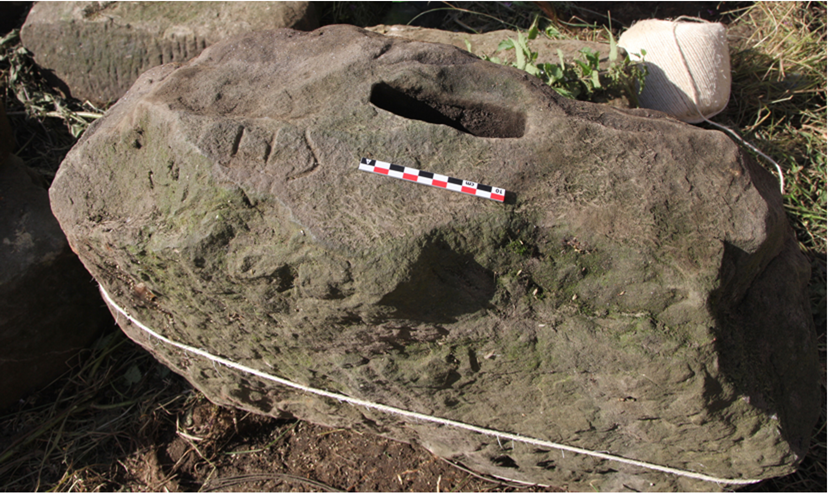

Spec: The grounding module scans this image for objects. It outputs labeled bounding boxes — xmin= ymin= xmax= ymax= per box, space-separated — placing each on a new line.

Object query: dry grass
xmin=716 ymin=4 xmax=827 ymax=491
xmin=0 ymin=330 xmax=195 ymax=491
xmin=722 ymin=2 xmax=827 ymax=253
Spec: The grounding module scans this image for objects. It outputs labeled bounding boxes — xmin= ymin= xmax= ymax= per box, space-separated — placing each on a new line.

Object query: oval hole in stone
xmin=370 ymin=82 xmax=525 ymax=138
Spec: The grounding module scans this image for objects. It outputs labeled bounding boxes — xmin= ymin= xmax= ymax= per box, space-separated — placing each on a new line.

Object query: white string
xmin=99 ymin=284 xmax=763 ymax=486
xmin=671 ymin=18 xmax=786 ymax=195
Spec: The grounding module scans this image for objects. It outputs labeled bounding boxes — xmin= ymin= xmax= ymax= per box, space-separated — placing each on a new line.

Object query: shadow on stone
xmin=379 ymin=238 xmax=495 ymax=324
xmin=708 ymin=238 xmax=820 ymax=460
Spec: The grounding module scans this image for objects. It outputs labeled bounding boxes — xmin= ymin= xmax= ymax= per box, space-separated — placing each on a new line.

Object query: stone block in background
xmin=20 ymin=1 xmax=318 ymax=105
xmin=0 ymin=103 xmax=111 ymax=409
xmin=368 ymin=24 xmax=616 ymax=67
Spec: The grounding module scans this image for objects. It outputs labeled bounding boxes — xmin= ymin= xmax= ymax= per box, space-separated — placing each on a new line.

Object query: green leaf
xmin=546 ymin=63 xmax=564 ymax=80
xmin=524 ymin=64 xmax=541 ymax=77
xmin=464 ymin=39 xmax=472 ymax=52
xmin=514 ymin=36 xmax=526 ymax=70
xmin=608 ymin=30 xmax=618 ymax=63
xmin=545 ymin=25 xmax=561 ymax=39
xmin=591 ymin=70 xmax=601 ymax=89
xmin=553 ymin=86 xmax=576 ymax=99
xmin=556 ymin=49 xmax=566 ymax=69
xmin=497 ymin=38 xmax=515 ymax=51
xmin=580 ymin=47 xmax=599 ymax=68
xmin=527 ymin=16 xmax=539 ymax=40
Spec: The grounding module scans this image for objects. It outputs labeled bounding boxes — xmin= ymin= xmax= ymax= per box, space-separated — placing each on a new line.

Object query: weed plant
xmin=722 ymin=2 xmax=826 ymax=255
xmin=0 ymin=29 xmax=104 ymax=179
xmin=467 ymin=17 xmax=647 ymax=104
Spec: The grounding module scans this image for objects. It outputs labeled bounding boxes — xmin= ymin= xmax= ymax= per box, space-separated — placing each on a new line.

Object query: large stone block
xmin=367 ymin=24 xmax=616 ymax=65
xmin=49 ymin=26 xmax=819 ymax=490
xmin=20 ymin=1 xmax=318 ymax=104
xmin=1 ymin=105 xmax=110 ymax=407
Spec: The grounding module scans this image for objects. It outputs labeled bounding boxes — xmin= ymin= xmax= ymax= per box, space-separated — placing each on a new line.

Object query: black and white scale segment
xmin=358 ymin=158 xmax=506 ymax=202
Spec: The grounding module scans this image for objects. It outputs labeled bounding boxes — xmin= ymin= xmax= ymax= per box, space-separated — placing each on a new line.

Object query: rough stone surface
xmin=49 ymin=26 xmax=819 ymax=491
xmin=0 ymin=140 xmax=110 ymax=409
xmin=20 ymin=1 xmax=318 ymax=105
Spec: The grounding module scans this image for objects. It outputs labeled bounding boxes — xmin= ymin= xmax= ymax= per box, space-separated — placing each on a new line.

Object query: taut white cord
xmin=99 ymin=284 xmax=763 ymax=486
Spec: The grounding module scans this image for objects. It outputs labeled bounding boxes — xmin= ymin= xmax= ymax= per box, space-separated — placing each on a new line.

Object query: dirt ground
xmin=115 ymin=397 xmax=557 ymax=492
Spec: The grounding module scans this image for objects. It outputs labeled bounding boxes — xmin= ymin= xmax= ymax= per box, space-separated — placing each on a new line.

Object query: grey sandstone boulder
xmin=1 ymin=106 xmax=110 ymax=409
xmin=49 ymin=26 xmax=819 ymax=491
xmin=20 ymin=1 xmax=318 ymax=105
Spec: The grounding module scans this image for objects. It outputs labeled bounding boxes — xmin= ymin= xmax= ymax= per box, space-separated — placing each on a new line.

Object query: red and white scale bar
xmin=358 ymin=158 xmax=506 ymax=202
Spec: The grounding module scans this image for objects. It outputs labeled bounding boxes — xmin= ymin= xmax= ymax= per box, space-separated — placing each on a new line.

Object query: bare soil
xmin=118 ymin=400 xmax=554 ymax=492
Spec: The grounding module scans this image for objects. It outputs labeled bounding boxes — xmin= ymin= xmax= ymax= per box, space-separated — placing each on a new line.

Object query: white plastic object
xmin=619 ymin=19 xmax=731 ymax=123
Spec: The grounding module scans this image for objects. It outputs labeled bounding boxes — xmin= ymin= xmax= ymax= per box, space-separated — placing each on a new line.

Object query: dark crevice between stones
xmin=370 ymin=82 xmax=525 ymax=138
xmin=491 ymin=455 xmax=519 ymax=468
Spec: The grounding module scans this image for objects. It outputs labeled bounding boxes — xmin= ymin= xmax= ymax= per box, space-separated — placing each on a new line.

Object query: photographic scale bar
xmin=358 ymin=158 xmax=506 ymax=202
